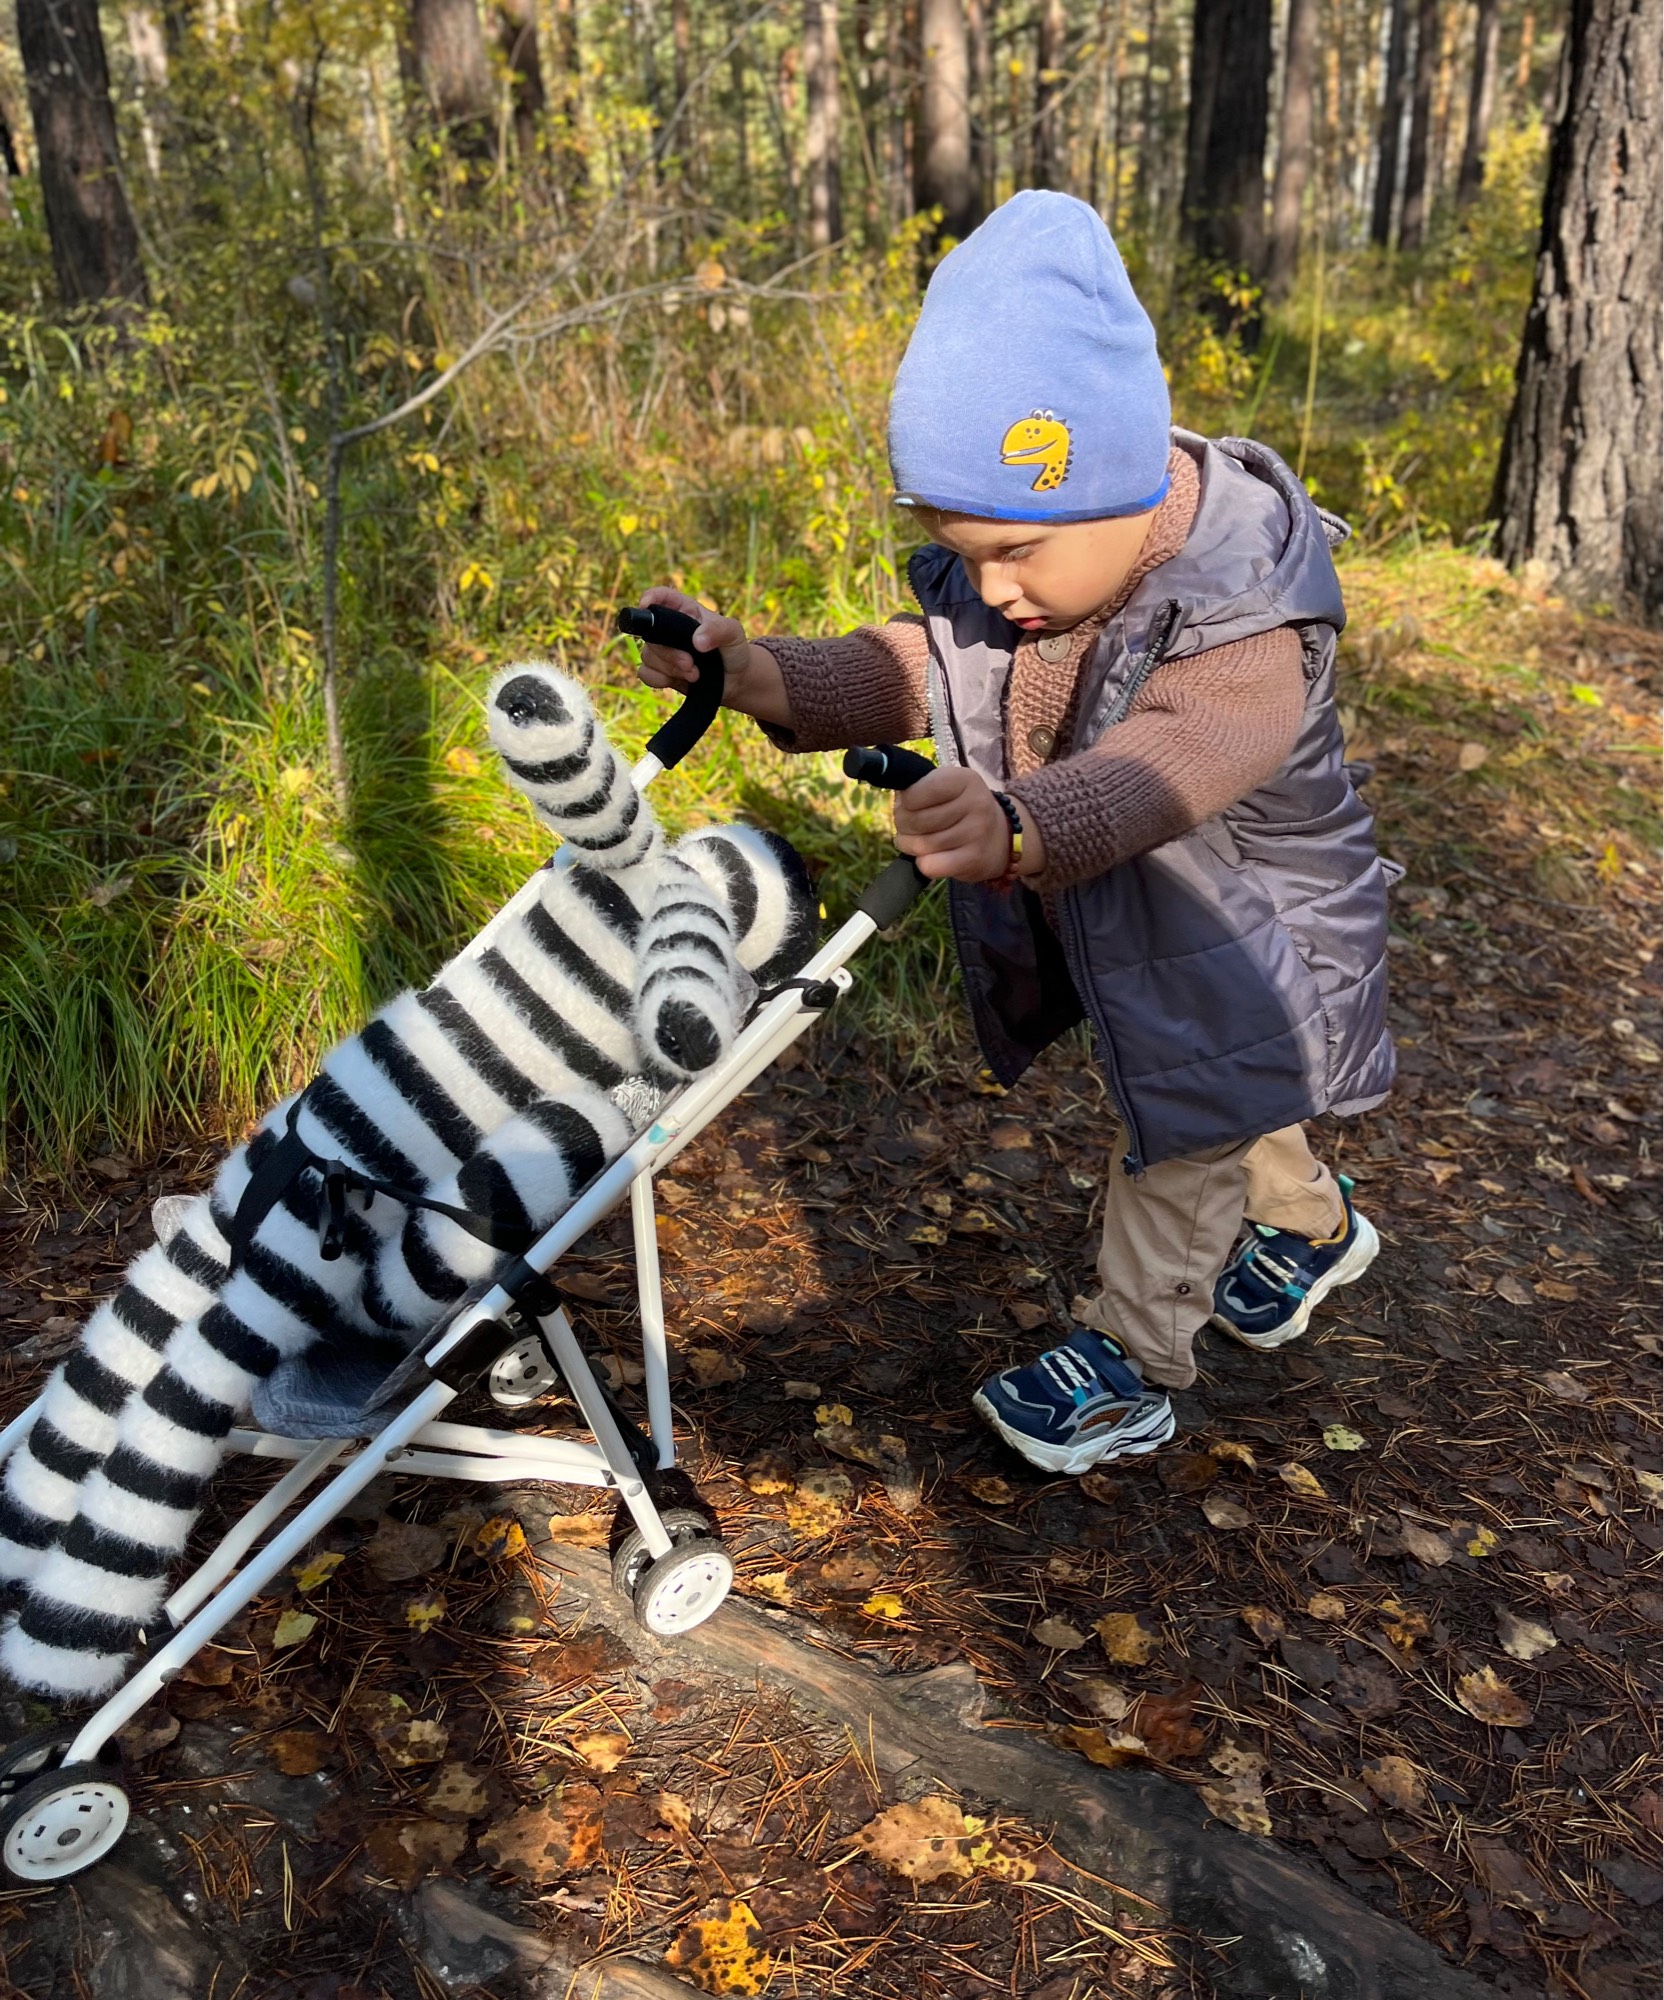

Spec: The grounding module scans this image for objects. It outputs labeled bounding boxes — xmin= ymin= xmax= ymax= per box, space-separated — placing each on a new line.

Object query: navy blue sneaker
xmin=1210 ymin=1175 xmax=1380 ymax=1350
xmin=973 ymin=1328 xmax=1176 ymax=1475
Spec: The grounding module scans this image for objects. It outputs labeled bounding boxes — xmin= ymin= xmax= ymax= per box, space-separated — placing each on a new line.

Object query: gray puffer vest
xmin=914 ymin=429 xmax=1397 ymax=1169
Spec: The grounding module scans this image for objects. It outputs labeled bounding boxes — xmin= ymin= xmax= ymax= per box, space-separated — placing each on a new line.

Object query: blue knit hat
xmin=888 ymin=191 xmax=1171 ymax=523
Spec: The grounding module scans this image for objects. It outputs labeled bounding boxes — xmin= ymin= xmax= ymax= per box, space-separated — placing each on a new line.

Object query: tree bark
xmin=1397 ymin=0 xmax=1440 ymax=247
xmin=1266 ymin=0 xmax=1317 ymax=296
xmin=495 ymin=0 xmax=545 ymax=167
xmin=1370 ymin=0 xmax=1410 ymax=243
xmin=916 ymin=0 xmax=979 ymax=237
xmin=409 ymin=0 xmax=496 ymax=160
xmin=1034 ymin=0 xmax=1068 ymax=189
xmin=965 ymin=0 xmax=992 ymax=210
xmin=16 ymin=0 xmax=147 ymax=310
xmin=1455 ymin=0 xmax=1500 ymax=205
xmin=1493 ymin=0 xmax=1661 ymax=617
xmin=804 ymin=0 xmax=842 ymax=245
xmin=1181 ymin=0 xmax=1272 ymax=272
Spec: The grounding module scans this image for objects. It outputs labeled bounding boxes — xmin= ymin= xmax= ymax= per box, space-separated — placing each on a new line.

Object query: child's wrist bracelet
xmin=991 ymin=791 xmax=1024 ymax=886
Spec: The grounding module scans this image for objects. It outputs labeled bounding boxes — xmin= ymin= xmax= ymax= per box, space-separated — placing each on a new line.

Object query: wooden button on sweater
xmin=1037 ymin=633 xmax=1072 ymax=663
xmin=1027 ymin=725 xmax=1058 ymax=758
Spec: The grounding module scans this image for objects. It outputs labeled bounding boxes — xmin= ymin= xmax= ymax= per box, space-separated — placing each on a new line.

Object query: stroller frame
xmin=0 ymin=626 xmax=933 ymax=1882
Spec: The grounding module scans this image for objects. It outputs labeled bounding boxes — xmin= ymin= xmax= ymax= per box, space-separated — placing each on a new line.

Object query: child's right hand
xmin=631 ymin=586 xmax=791 ymax=727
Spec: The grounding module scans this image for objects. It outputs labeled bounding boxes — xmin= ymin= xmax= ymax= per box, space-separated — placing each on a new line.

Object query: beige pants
xmin=1074 ymin=1124 xmax=1345 ymax=1390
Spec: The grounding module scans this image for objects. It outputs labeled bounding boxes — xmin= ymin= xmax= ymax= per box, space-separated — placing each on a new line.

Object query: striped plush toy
xmin=0 ymin=663 xmax=816 ymax=1700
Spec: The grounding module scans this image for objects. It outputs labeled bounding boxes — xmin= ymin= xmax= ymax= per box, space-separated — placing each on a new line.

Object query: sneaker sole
xmin=1211 ymin=1212 xmax=1381 ymax=1351
xmin=970 ymin=1391 xmax=1177 ymax=1475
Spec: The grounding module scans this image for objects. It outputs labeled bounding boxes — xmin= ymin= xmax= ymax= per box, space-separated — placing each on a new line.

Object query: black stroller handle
xmin=843 ymin=743 xmax=939 ymax=929
xmin=843 ymin=743 xmax=935 ymax=790
xmin=617 ymin=605 xmax=727 ymax=771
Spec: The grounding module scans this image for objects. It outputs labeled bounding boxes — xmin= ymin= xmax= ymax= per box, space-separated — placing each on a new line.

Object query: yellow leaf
xmin=850 ymin=1796 xmax=980 ymax=1882
xmin=404 ymin=1593 xmax=447 ymax=1632
xmin=1094 ymin=1610 xmax=1161 ymax=1665
xmin=443 ymin=745 xmax=481 ymax=776
xmin=572 ymin=1730 xmax=630 ymax=1773
xmin=1211 ymin=1440 xmax=1257 ymax=1472
xmin=616 ymin=513 xmax=640 ymax=537
xmin=474 ymin=1515 xmax=527 ymax=1560
xmin=815 ymin=1402 xmax=854 ymax=1427
xmin=1455 ymin=1666 xmax=1533 ymax=1728
xmin=663 ymin=1896 xmax=773 ymax=1995
xmin=292 ymin=1551 xmax=344 ymax=1593
xmin=861 ymin=1591 xmax=905 ymax=1621
xmin=1306 ymin=1592 xmax=1347 ymax=1622
xmin=1322 ymin=1425 xmax=1366 ymax=1453
xmin=272 ymin=1609 xmax=317 ymax=1650
xmin=1465 ymin=1525 xmax=1500 ymax=1558
xmin=1277 ymin=1462 xmax=1327 ymax=1499
xmin=457 ymin=561 xmax=494 ymax=594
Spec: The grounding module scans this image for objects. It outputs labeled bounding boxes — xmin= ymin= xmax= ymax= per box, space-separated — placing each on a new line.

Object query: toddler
xmin=635 ymin=191 xmax=1394 ymax=1474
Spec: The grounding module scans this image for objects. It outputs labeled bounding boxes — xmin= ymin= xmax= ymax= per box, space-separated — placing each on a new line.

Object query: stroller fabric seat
xmin=250 ymin=1338 xmax=414 ymax=1440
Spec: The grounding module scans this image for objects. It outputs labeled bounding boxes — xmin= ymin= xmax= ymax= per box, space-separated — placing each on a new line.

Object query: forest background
xmin=0 ymin=0 xmax=1657 ymax=1173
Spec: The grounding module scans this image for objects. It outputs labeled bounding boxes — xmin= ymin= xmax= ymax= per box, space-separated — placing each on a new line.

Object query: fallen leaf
xmin=1095 ymin=1611 xmax=1161 ymax=1665
xmin=687 ymin=1347 xmax=747 ymax=1388
xmin=443 ymin=744 xmax=481 ymax=776
xmin=1468 ymin=1835 xmax=1552 ymax=1918
xmin=1200 ymin=1740 xmax=1272 ymax=1836
xmin=1132 ymin=1685 xmax=1205 ymax=1762
xmin=1069 ymin=1676 xmax=1132 ymax=1721
xmin=1078 ymin=1470 xmax=1122 ymax=1506
xmin=1378 ymin=1598 xmax=1431 ymax=1650
xmin=1211 ymin=1441 xmax=1258 ymax=1472
xmin=364 ymin=1818 xmax=467 ymax=1892
xmin=664 ymin=1896 xmax=774 ymax=1996
xmin=1496 ymin=1608 xmax=1557 ymax=1662
xmin=781 ymin=1380 xmax=821 ymax=1400
xmin=1322 ymin=1425 xmax=1366 ymax=1453
xmin=750 ymin=1570 xmax=794 ymax=1605
xmin=1054 ymin=1723 xmax=1148 ymax=1768
xmin=115 ymin=1710 xmax=181 ymax=1760
xmin=816 ymin=1547 xmax=884 ymax=1593
xmin=473 ymin=1514 xmax=527 ymax=1561
xmin=1278 ymin=1637 xmax=1340 ymax=1687
xmin=815 ymin=1420 xmax=910 ymax=1476
xmin=1032 ymin=1617 xmax=1089 ymax=1651
xmin=425 ymin=1763 xmax=491 ymax=1821
xmin=1008 ymin=1300 xmax=1049 ymax=1331
xmin=272 ymin=1609 xmax=317 ymax=1651
xmin=1457 ymin=740 xmax=1489 ymax=772
xmin=961 ymin=1473 xmax=1016 ymax=1506
xmin=404 ymin=1593 xmax=447 ymax=1633
xmin=374 ymin=1716 xmax=450 ymax=1768
xmin=1201 ymin=1493 xmax=1253 ymax=1529
xmin=850 ymin=1796 xmax=983 ymax=1883
xmin=363 ymin=1516 xmax=448 ymax=1583
xmin=571 ymin=1730 xmax=630 ymax=1774
xmin=1464 ymin=1524 xmax=1501 ymax=1559
xmin=655 ymin=1791 xmax=694 ymax=1838
xmin=1332 ymin=1658 xmax=1401 ymax=1719
xmin=861 ymin=1591 xmax=905 ymax=1621
xmin=1456 ymin=1667 xmax=1534 ymax=1728
xmin=742 ymin=1452 xmax=795 ymax=1497
xmin=1534 ymin=1281 xmax=1580 ymax=1305
xmin=1306 ymin=1592 xmax=1347 ymax=1622
xmin=1241 ymin=1606 xmax=1287 ymax=1645
xmin=1494 ymin=1273 xmax=1534 ymax=1307
xmin=814 ymin=1402 xmax=854 ymax=1427
xmin=1360 ymin=1754 xmax=1428 ymax=1813
xmin=1159 ymin=1451 xmax=1220 ymax=1493
xmin=904 ymin=1221 xmax=947 ymax=1245
xmin=1635 ymin=1469 xmax=1663 ymax=1506
xmin=1399 ymin=1519 xmax=1455 ymax=1567
xmin=265 ymin=1728 xmax=333 ymax=1776
xmin=1537 ymin=1368 xmax=1589 ymax=1400
xmin=179 ymin=1647 xmax=234 ymax=1687
xmin=1278 ymin=1463 xmax=1327 ymax=1499
xmin=478 ymin=1786 xmax=605 ymax=1882
xmin=784 ymin=1467 xmax=854 ymax=1538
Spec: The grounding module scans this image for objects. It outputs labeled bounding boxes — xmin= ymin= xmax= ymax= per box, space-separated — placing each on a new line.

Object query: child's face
xmin=921 ymin=509 xmax=1156 ymax=634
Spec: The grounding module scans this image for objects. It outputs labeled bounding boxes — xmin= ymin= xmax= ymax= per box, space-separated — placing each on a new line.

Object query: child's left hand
xmin=893 ymin=767 xmax=1045 ymax=883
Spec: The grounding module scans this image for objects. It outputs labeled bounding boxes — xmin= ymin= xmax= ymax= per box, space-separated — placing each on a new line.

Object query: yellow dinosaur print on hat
xmin=1000 ymin=410 xmax=1072 ymax=492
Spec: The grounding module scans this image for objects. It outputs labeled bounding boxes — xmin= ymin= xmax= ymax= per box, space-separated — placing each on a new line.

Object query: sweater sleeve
xmin=1005 ymin=626 xmax=1308 ymax=893
xmin=751 ymin=616 xmax=931 ymax=753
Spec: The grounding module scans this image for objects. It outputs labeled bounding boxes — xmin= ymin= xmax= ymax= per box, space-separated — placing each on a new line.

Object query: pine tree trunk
xmin=1266 ymin=0 xmax=1317 ymax=296
xmin=550 ymin=0 xmax=585 ymax=187
xmin=1493 ymin=0 xmax=1662 ymax=616
xmin=1371 ymin=0 xmax=1410 ymax=243
xmin=804 ymin=0 xmax=843 ymax=245
xmin=1034 ymin=0 xmax=1068 ymax=189
xmin=1456 ymin=0 xmax=1499 ymax=204
xmin=409 ymin=0 xmax=496 ymax=161
xmin=495 ymin=0 xmax=545 ymax=167
xmin=916 ymin=0 xmax=979 ymax=237
xmin=16 ymin=0 xmax=148 ymax=309
xmin=1182 ymin=0 xmax=1272 ymax=271
xmin=966 ymin=0 xmax=992 ymax=208
xmin=1398 ymin=0 xmax=1440 ymax=246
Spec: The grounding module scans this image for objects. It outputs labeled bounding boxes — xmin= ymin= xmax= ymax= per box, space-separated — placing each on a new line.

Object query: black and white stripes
xmin=0 ymin=663 xmax=817 ymax=1700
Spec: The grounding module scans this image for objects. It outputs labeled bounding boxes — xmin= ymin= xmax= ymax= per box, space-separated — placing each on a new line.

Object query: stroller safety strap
xmin=225 ymin=1096 xmax=539 ymax=1275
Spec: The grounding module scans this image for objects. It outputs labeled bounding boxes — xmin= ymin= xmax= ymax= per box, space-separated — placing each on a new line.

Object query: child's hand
xmin=893 ymin=767 xmax=1045 ymax=883
xmin=631 ymin=586 xmax=791 ymax=727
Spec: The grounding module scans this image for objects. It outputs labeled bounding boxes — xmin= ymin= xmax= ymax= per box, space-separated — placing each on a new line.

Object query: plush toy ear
xmin=631 ymin=857 xmax=742 ymax=1083
xmin=674 ymin=826 xmax=819 ymax=986
xmin=486 ymin=662 xmax=661 ymax=871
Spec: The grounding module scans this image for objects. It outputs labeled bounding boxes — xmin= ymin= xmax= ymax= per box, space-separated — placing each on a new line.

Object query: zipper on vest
xmin=1059 ymin=599 xmax=1184 ymax=1176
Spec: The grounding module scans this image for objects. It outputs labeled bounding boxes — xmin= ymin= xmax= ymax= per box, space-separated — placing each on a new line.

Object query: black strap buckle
xmin=751 ymin=974 xmax=837 ymax=1019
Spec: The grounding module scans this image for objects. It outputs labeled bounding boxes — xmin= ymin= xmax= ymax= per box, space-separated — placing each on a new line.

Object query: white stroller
xmin=0 ymin=607 xmax=935 ymax=1885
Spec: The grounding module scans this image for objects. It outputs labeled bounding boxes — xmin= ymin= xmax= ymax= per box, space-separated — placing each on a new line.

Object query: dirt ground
xmin=0 ymin=600 xmax=1657 ymax=2000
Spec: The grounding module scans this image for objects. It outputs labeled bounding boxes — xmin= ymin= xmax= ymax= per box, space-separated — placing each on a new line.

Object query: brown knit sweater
xmin=758 ymin=449 xmax=1307 ymax=892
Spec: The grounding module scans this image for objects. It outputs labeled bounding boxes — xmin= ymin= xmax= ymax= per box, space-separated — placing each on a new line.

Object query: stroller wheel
xmin=610 ymin=1507 xmax=714 ymax=1598
xmin=0 ymin=1724 xmax=81 ymax=1805
xmin=631 ymin=1541 xmax=735 ymax=1638
xmin=0 ymin=1765 xmax=129 ymax=1881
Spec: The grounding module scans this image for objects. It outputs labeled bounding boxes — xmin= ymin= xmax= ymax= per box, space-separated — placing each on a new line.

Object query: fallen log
xmin=541 ymin=1544 xmax=1497 ymax=2000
